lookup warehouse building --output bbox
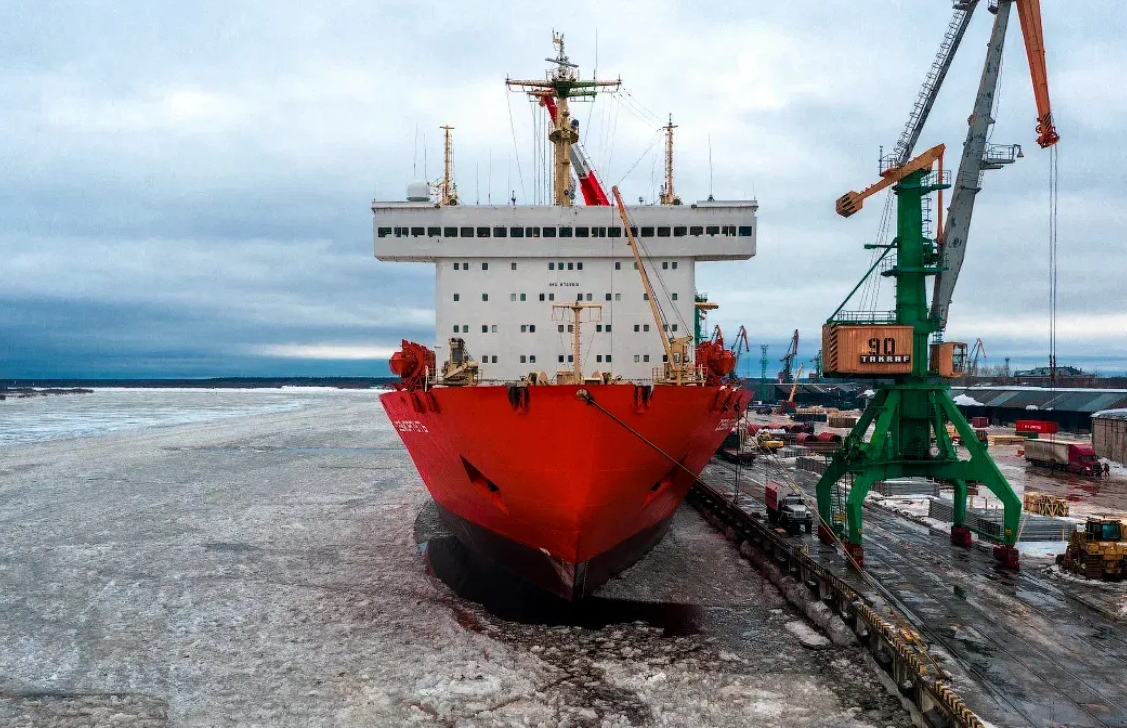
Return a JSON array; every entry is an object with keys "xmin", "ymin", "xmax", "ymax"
[
  {"xmin": 1092, "ymin": 409, "xmax": 1127, "ymax": 465},
  {"xmin": 949, "ymin": 386, "xmax": 1127, "ymax": 433}
]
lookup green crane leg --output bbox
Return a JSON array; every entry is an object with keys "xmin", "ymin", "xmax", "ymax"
[
  {"xmin": 937, "ymin": 392, "xmax": 1022, "ymax": 546},
  {"xmin": 815, "ymin": 456, "xmax": 848, "ymax": 543},
  {"xmin": 845, "ymin": 470, "xmax": 880, "ymax": 545}
]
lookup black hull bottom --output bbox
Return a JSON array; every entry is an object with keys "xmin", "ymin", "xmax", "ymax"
[{"xmin": 434, "ymin": 502, "xmax": 675, "ymax": 601}]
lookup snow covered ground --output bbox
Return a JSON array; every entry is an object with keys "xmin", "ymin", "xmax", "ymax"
[{"xmin": 0, "ymin": 390, "xmax": 912, "ymax": 727}]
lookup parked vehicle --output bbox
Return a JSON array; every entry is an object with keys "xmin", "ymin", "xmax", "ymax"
[
  {"xmin": 765, "ymin": 482, "xmax": 814, "ymax": 534},
  {"xmin": 1024, "ymin": 439, "xmax": 1099, "ymax": 476},
  {"xmin": 1058, "ymin": 517, "xmax": 1127, "ymax": 580}
]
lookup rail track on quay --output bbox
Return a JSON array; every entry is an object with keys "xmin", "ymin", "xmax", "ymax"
[{"xmin": 689, "ymin": 457, "xmax": 1127, "ymax": 728}]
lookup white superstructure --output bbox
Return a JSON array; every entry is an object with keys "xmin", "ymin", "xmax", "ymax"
[{"xmin": 373, "ymin": 200, "xmax": 757, "ymax": 381}]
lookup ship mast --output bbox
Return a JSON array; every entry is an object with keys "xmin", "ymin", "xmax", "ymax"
[
  {"xmin": 659, "ymin": 114, "xmax": 681, "ymax": 205},
  {"xmin": 507, "ymin": 33, "xmax": 620, "ymax": 207},
  {"xmin": 435, "ymin": 124, "xmax": 459, "ymax": 206},
  {"xmin": 552, "ymin": 302, "xmax": 602, "ymax": 384}
]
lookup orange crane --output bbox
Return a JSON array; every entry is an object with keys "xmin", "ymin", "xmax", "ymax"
[{"xmin": 1015, "ymin": 0, "xmax": 1060, "ymax": 148}]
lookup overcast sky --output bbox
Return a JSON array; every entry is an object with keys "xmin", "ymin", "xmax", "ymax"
[{"xmin": 3, "ymin": 1, "xmax": 1124, "ymax": 379}]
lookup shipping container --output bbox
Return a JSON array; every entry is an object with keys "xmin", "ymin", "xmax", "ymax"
[
  {"xmin": 971, "ymin": 416, "xmax": 989, "ymax": 428},
  {"xmin": 1092, "ymin": 410, "xmax": 1127, "ymax": 465},
  {"xmin": 1016, "ymin": 420, "xmax": 1059, "ymax": 435}
]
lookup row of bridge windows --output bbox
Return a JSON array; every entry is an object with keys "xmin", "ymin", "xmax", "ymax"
[{"xmin": 378, "ymin": 224, "xmax": 752, "ymax": 239}]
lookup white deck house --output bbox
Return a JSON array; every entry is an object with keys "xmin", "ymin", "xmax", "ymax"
[{"xmin": 373, "ymin": 200, "xmax": 757, "ymax": 381}]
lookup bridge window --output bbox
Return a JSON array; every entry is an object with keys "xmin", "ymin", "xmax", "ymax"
[
  {"xmin": 575, "ymin": 226, "xmax": 589, "ymax": 237},
  {"xmin": 482, "ymin": 293, "xmax": 488, "ymax": 301},
  {"xmin": 634, "ymin": 355, "xmax": 640, "ymax": 363},
  {"xmin": 491, "ymin": 355, "xmax": 498, "ymax": 363},
  {"xmin": 615, "ymin": 262, "xmax": 621, "ymax": 270},
  {"xmin": 511, "ymin": 262, "xmax": 517, "ymax": 270},
  {"xmin": 605, "ymin": 293, "xmax": 612, "ymax": 301},
  {"xmin": 609, "ymin": 226, "xmax": 622, "ymax": 238},
  {"xmin": 549, "ymin": 293, "xmax": 555, "ymax": 301},
  {"xmin": 606, "ymin": 324, "xmax": 612, "ymax": 332},
  {"xmin": 481, "ymin": 325, "xmax": 488, "ymax": 333},
  {"xmin": 673, "ymin": 226, "xmax": 687, "ymax": 237},
  {"xmin": 606, "ymin": 355, "xmax": 612, "ymax": 363},
  {"xmin": 520, "ymin": 293, "xmax": 526, "ymax": 301},
  {"xmin": 596, "ymin": 227, "xmax": 607, "ymax": 238},
  {"xmin": 542, "ymin": 227, "xmax": 556, "ymax": 238},
  {"xmin": 377, "ymin": 227, "xmax": 392, "ymax": 238},
  {"xmin": 577, "ymin": 262, "xmax": 583, "ymax": 270},
  {"xmin": 672, "ymin": 261, "xmax": 678, "ymax": 269},
  {"xmin": 493, "ymin": 226, "xmax": 507, "ymax": 237},
  {"xmin": 567, "ymin": 262, "xmax": 574, "ymax": 270},
  {"xmin": 657, "ymin": 227, "xmax": 671, "ymax": 237},
  {"xmin": 444, "ymin": 227, "xmax": 457, "ymax": 237},
  {"xmin": 526, "ymin": 226, "xmax": 541, "ymax": 237},
  {"xmin": 641, "ymin": 226, "xmax": 654, "ymax": 237},
  {"xmin": 520, "ymin": 355, "xmax": 527, "ymax": 363},
  {"xmin": 530, "ymin": 355, "xmax": 536, "ymax": 364},
  {"xmin": 597, "ymin": 355, "xmax": 603, "ymax": 363},
  {"xmin": 510, "ymin": 226, "xmax": 524, "ymax": 238},
  {"xmin": 453, "ymin": 293, "xmax": 460, "ymax": 301},
  {"xmin": 539, "ymin": 293, "xmax": 546, "ymax": 301},
  {"xmin": 476, "ymin": 227, "xmax": 490, "ymax": 237},
  {"xmin": 644, "ymin": 354, "xmax": 650, "ymax": 363},
  {"xmin": 460, "ymin": 227, "xmax": 473, "ymax": 237},
  {"xmin": 549, "ymin": 262, "xmax": 555, "ymax": 270},
  {"xmin": 427, "ymin": 226, "xmax": 440, "ymax": 237},
  {"xmin": 482, "ymin": 262, "xmax": 488, "ymax": 270},
  {"xmin": 738, "ymin": 225, "xmax": 753, "ymax": 236},
  {"xmin": 689, "ymin": 225, "xmax": 703, "ymax": 236},
  {"xmin": 559, "ymin": 354, "xmax": 565, "ymax": 363},
  {"xmin": 615, "ymin": 294, "xmax": 621, "ymax": 302},
  {"xmin": 672, "ymin": 292, "xmax": 679, "ymax": 300},
  {"xmin": 706, "ymin": 225, "xmax": 720, "ymax": 235},
  {"xmin": 411, "ymin": 226, "xmax": 425, "ymax": 236},
  {"xmin": 662, "ymin": 261, "xmax": 669, "ymax": 269},
  {"xmin": 559, "ymin": 226, "xmax": 573, "ymax": 238}
]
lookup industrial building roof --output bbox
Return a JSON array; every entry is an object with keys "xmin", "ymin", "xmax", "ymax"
[
  {"xmin": 949, "ymin": 387, "xmax": 1127, "ymax": 414},
  {"xmin": 1093, "ymin": 408, "xmax": 1127, "ymax": 421}
]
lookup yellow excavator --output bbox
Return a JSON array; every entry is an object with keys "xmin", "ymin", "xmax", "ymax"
[{"xmin": 1059, "ymin": 517, "xmax": 1127, "ymax": 580}]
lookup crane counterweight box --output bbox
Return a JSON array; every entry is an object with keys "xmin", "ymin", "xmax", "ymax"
[{"xmin": 822, "ymin": 324, "xmax": 914, "ymax": 376}]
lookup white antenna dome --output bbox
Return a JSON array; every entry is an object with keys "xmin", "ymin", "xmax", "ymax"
[{"xmin": 406, "ymin": 181, "xmax": 430, "ymax": 202}]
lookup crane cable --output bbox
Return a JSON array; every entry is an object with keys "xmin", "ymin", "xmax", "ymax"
[{"xmin": 1048, "ymin": 145, "xmax": 1059, "ymax": 394}]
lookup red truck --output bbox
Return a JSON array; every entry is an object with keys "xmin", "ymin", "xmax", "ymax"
[
  {"xmin": 765, "ymin": 482, "xmax": 814, "ymax": 534},
  {"xmin": 1023, "ymin": 439, "xmax": 1100, "ymax": 476}
]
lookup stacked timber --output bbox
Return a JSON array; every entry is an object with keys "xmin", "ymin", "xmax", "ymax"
[
  {"xmin": 1022, "ymin": 492, "xmax": 1069, "ymax": 517},
  {"xmin": 793, "ymin": 407, "xmax": 829, "ymax": 423},
  {"xmin": 991, "ymin": 435, "xmax": 1027, "ymax": 446},
  {"xmin": 828, "ymin": 415, "xmax": 859, "ymax": 429},
  {"xmin": 796, "ymin": 456, "xmax": 828, "ymax": 474}
]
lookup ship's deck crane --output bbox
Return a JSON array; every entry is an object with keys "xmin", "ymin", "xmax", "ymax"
[
  {"xmin": 715, "ymin": 325, "xmax": 751, "ymax": 379},
  {"xmin": 779, "ymin": 330, "xmax": 799, "ymax": 383}
]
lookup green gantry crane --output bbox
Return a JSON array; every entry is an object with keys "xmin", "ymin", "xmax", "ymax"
[
  {"xmin": 813, "ymin": 0, "xmax": 1061, "ymax": 572},
  {"xmin": 815, "ymin": 146, "xmax": 1021, "ymax": 569}
]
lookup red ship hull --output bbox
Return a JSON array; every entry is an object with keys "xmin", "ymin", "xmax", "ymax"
[{"xmin": 382, "ymin": 383, "xmax": 746, "ymax": 599}]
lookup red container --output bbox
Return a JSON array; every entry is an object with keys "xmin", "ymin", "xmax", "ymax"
[
  {"xmin": 1015, "ymin": 420, "xmax": 1058, "ymax": 435},
  {"xmin": 971, "ymin": 416, "xmax": 989, "ymax": 428}
]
